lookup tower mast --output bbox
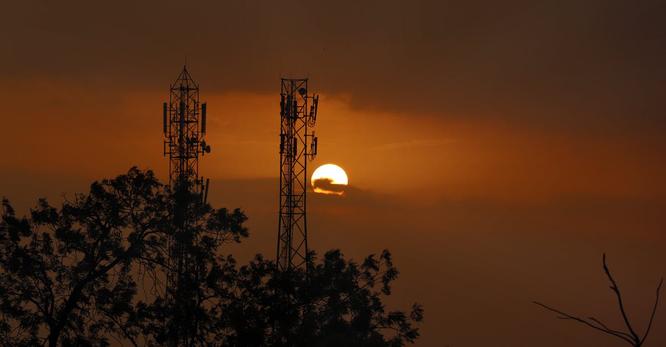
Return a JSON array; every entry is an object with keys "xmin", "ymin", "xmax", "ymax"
[
  {"xmin": 162, "ymin": 66, "xmax": 211, "ymax": 346},
  {"xmin": 277, "ymin": 78, "xmax": 319, "ymax": 271}
]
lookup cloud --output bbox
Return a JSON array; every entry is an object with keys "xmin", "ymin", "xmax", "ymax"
[
  {"xmin": 370, "ymin": 139, "xmax": 456, "ymax": 151},
  {"xmin": 2, "ymin": 0, "xmax": 665, "ymax": 133},
  {"xmin": 312, "ymin": 178, "xmax": 346, "ymax": 195}
]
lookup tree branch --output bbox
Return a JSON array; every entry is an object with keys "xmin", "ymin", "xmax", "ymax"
[
  {"xmin": 640, "ymin": 277, "xmax": 663, "ymax": 344},
  {"xmin": 536, "ymin": 254, "xmax": 663, "ymax": 347},
  {"xmin": 533, "ymin": 301, "xmax": 635, "ymax": 345},
  {"xmin": 602, "ymin": 253, "xmax": 640, "ymax": 342}
]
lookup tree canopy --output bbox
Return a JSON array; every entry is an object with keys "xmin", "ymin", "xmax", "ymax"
[{"xmin": 0, "ymin": 168, "xmax": 423, "ymax": 346}]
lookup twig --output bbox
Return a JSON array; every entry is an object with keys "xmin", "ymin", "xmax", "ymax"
[
  {"xmin": 603, "ymin": 253, "xmax": 639, "ymax": 342},
  {"xmin": 533, "ymin": 301, "xmax": 634, "ymax": 345}
]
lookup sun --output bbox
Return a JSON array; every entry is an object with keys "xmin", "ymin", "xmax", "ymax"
[{"xmin": 311, "ymin": 164, "xmax": 348, "ymax": 195}]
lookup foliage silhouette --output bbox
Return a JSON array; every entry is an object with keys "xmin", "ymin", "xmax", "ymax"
[
  {"xmin": 216, "ymin": 250, "xmax": 424, "ymax": 347},
  {"xmin": 136, "ymin": 176, "xmax": 249, "ymax": 347},
  {"xmin": 1, "ymin": 168, "xmax": 423, "ymax": 346},
  {"xmin": 0, "ymin": 168, "xmax": 169, "ymax": 346},
  {"xmin": 534, "ymin": 254, "xmax": 663, "ymax": 347}
]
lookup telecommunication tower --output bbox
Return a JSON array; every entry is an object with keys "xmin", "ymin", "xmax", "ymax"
[
  {"xmin": 162, "ymin": 66, "xmax": 210, "ymax": 346},
  {"xmin": 277, "ymin": 78, "xmax": 319, "ymax": 271}
]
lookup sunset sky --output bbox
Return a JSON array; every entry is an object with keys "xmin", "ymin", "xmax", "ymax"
[{"xmin": 2, "ymin": 1, "xmax": 666, "ymax": 346}]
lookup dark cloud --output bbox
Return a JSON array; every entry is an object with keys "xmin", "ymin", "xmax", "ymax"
[
  {"xmin": 312, "ymin": 178, "xmax": 346, "ymax": 195},
  {"xmin": 3, "ymin": 0, "xmax": 666, "ymax": 132}
]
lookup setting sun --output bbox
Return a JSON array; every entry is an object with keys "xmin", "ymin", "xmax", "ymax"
[{"xmin": 311, "ymin": 164, "xmax": 348, "ymax": 195}]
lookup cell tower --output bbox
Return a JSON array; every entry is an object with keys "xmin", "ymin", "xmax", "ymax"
[
  {"xmin": 277, "ymin": 78, "xmax": 319, "ymax": 271},
  {"xmin": 162, "ymin": 66, "xmax": 210, "ymax": 346},
  {"xmin": 163, "ymin": 65, "xmax": 211, "ymax": 197}
]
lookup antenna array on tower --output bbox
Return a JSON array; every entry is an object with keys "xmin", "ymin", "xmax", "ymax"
[{"xmin": 163, "ymin": 66, "xmax": 211, "ymax": 200}]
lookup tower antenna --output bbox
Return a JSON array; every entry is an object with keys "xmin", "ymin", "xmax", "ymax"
[{"xmin": 163, "ymin": 66, "xmax": 210, "ymax": 193}]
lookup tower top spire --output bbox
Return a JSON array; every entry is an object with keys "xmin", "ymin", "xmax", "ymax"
[{"xmin": 163, "ymin": 66, "xmax": 209, "ymax": 193}]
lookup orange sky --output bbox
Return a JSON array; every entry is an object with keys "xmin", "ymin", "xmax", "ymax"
[
  {"xmin": 3, "ymin": 81, "xmax": 664, "ymax": 203},
  {"xmin": 1, "ymin": 1, "xmax": 666, "ymax": 346}
]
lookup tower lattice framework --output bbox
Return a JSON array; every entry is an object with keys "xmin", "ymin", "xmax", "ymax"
[
  {"xmin": 277, "ymin": 78, "xmax": 319, "ymax": 271},
  {"xmin": 163, "ymin": 66, "xmax": 210, "ymax": 193}
]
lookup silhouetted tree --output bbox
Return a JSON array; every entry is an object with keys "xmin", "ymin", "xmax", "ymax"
[
  {"xmin": 127, "ymin": 184, "xmax": 423, "ymax": 346},
  {"xmin": 134, "ymin": 180, "xmax": 248, "ymax": 347},
  {"xmin": 1, "ymin": 168, "xmax": 423, "ymax": 346},
  {"xmin": 135, "ymin": 238, "xmax": 423, "ymax": 346},
  {"xmin": 534, "ymin": 254, "xmax": 663, "ymax": 347},
  {"xmin": 221, "ymin": 250, "xmax": 424, "ymax": 347},
  {"xmin": 0, "ymin": 168, "xmax": 170, "ymax": 347}
]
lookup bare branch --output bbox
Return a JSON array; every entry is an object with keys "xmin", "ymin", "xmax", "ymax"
[
  {"xmin": 640, "ymin": 278, "xmax": 663, "ymax": 344},
  {"xmin": 536, "ymin": 254, "xmax": 663, "ymax": 347},
  {"xmin": 533, "ymin": 301, "xmax": 635, "ymax": 345},
  {"xmin": 602, "ymin": 253, "xmax": 641, "ymax": 342},
  {"xmin": 587, "ymin": 317, "xmax": 634, "ymax": 340}
]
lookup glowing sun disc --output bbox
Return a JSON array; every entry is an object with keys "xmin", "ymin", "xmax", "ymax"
[{"xmin": 311, "ymin": 164, "xmax": 348, "ymax": 194}]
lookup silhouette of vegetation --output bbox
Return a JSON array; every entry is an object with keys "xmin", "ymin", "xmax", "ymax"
[
  {"xmin": 0, "ymin": 168, "xmax": 169, "ymax": 347},
  {"xmin": 534, "ymin": 254, "xmax": 663, "ymax": 347},
  {"xmin": 218, "ymin": 250, "xmax": 423, "ymax": 347},
  {"xmin": 0, "ymin": 168, "xmax": 423, "ymax": 346},
  {"xmin": 145, "ymin": 177, "xmax": 249, "ymax": 347}
]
